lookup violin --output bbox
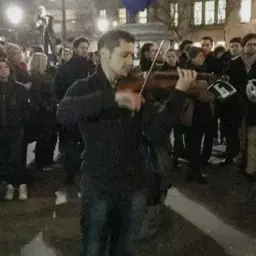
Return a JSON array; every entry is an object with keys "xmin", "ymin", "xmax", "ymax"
[
  {"xmin": 117, "ymin": 71, "xmax": 218, "ymax": 101},
  {"xmin": 117, "ymin": 40, "xmax": 236, "ymax": 102}
]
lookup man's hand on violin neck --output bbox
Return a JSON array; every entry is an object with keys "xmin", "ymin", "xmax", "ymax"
[
  {"xmin": 175, "ymin": 68, "xmax": 197, "ymax": 92},
  {"xmin": 115, "ymin": 91, "xmax": 144, "ymax": 112}
]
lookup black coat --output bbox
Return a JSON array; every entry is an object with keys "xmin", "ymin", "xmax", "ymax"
[
  {"xmin": 229, "ymin": 56, "xmax": 256, "ymax": 126},
  {"xmin": 57, "ymin": 66, "xmax": 186, "ymax": 193},
  {"xmin": 205, "ymin": 53, "xmax": 223, "ymax": 74},
  {"xmin": 0, "ymin": 80, "xmax": 30, "ymax": 131},
  {"xmin": 26, "ymin": 73, "xmax": 58, "ymax": 141},
  {"xmin": 54, "ymin": 56, "xmax": 95, "ymax": 101}
]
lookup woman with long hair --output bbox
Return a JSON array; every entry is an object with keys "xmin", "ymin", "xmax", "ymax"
[{"xmin": 27, "ymin": 53, "xmax": 58, "ymax": 170}]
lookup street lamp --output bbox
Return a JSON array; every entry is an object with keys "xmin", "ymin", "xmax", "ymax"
[
  {"xmin": 97, "ymin": 17, "xmax": 109, "ymax": 33},
  {"xmin": 6, "ymin": 5, "xmax": 24, "ymax": 25}
]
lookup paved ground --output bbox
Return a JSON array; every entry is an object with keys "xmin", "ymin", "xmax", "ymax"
[{"xmin": 0, "ymin": 143, "xmax": 255, "ymax": 255}]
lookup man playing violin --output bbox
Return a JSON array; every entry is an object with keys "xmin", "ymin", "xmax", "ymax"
[{"xmin": 57, "ymin": 29, "xmax": 197, "ymax": 256}]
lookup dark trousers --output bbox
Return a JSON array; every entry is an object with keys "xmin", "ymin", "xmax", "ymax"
[
  {"xmin": 173, "ymin": 124, "xmax": 187, "ymax": 159},
  {"xmin": 200, "ymin": 117, "xmax": 214, "ymax": 163},
  {"xmin": 186, "ymin": 103, "xmax": 213, "ymax": 169},
  {"xmin": 0, "ymin": 129, "xmax": 27, "ymax": 185},
  {"xmin": 65, "ymin": 138, "xmax": 83, "ymax": 182},
  {"xmin": 221, "ymin": 105, "xmax": 244, "ymax": 159},
  {"xmin": 35, "ymin": 131, "xmax": 57, "ymax": 169},
  {"xmin": 80, "ymin": 188, "xmax": 147, "ymax": 256}
]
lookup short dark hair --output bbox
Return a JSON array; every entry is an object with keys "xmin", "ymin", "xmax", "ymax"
[
  {"xmin": 229, "ymin": 37, "xmax": 242, "ymax": 45},
  {"xmin": 98, "ymin": 30, "xmax": 135, "ymax": 52},
  {"xmin": 213, "ymin": 45, "xmax": 226, "ymax": 56},
  {"xmin": 202, "ymin": 36, "xmax": 213, "ymax": 44},
  {"xmin": 73, "ymin": 37, "xmax": 89, "ymax": 49},
  {"xmin": 179, "ymin": 40, "xmax": 193, "ymax": 52},
  {"xmin": 242, "ymin": 33, "xmax": 256, "ymax": 46}
]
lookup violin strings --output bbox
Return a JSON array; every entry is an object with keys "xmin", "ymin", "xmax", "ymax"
[{"xmin": 139, "ymin": 40, "xmax": 165, "ymax": 96}]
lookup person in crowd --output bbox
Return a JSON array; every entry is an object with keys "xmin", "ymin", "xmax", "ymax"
[
  {"xmin": 140, "ymin": 42, "xmax": 158, "ymax": 71},
  {"xmin": 218, "ymin": 37, "xmax": 243, "ymax": 147},
  {"xmin": 55, "ymin": 36, "xmax": 95, "ymax": 184},
  {"xmin": 184, "ymin": 46, "xmax": 215, "ymax": 183},
  {"xmin": 223, "ymin": 34, "xmax": 256, "ymax": 174},
  {"xmin": 5, "ymin": 43, "xmax": 30, "ymax": 84},
  {"xmin": 162, "ymin": 48, "xmax": 179, "ymax": 70},
  {"xmin": 0, "ymin": 58, "xmax": 31, "ymax": 200},
  {"xmin": 57, "ymin": 29, "xmax": 195, "ymax": 256},
  {"xmin": 61, "ymin": 46, "xmax": 72, "ymax": 63},
  {"xmin": 201, "ymin": 36, "xmax": 223, "ymax": 161},
  {"xmin": 92, "ymin": 51, "xmax": 99, "ymax": 65},
  {"xmin": 213, "ymin": 45, "xmax": 226, "ymax": 59},
  {"xmin": 179, "ymin": 40, "xmax": 193, "ymax": 68},
  {"xmin": 27, "ymin": 53, "xmax": 58, "ymax": 171},
  {"xmin": 221, "ymin": 37, "xmax": 243, "ymax": 75}
]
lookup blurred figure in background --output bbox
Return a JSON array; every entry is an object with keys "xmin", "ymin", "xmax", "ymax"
[
  {"xmin": 0, "ymin": 58, "xmax": 31, "ymax": 200},
  {"xmin": 27, "ymin": 53, "xmax": 58, "ymax": 171}
]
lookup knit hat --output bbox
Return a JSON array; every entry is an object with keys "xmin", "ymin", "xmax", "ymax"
[{"xmin": 187, "ymin": 46, "xmax": 204, "ymax": 60}]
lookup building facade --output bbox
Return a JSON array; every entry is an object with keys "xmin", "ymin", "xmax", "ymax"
[{"xmin": 44, "ymin": 0, "xmax": 256, "ymax": 48}]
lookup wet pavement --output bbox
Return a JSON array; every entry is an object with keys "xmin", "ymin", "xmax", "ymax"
[{"xmin": 0, "ymin": 143, "xmax": 255, "ymax": 255}]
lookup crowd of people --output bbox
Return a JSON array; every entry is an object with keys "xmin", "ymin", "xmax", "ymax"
[
  {"xmin": 0, "ymin": 29, "xmax": 256, "ymax": 255},
  {"xmin": 0, "ymin": 32, "xmax": 255, "ymax": 198}
]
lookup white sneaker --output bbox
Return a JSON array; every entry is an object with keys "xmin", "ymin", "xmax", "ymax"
[
  {"xmin": 18, "ymin": 184, "xmax": 28, "ymax": 200},
  {"xmin": 5, "ymin": 184, "xmax": 15, "ymax": 200}
]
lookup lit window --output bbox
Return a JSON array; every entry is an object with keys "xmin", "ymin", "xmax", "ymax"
[
  {"xmin": 205, "ymin": 1, "xmax": 215, "ymax": 25},
  {"xmin": 194, "ymin": 2, "xmax": 202, "ymax": 25},
  {"xmin": 138, "ymin": 9, "xmax": 147, "ymax": 24},
  {"xmin": 170, "ymin": 3, "xmax": 178, "ymax": 26},
  {"xmin": 240, "ymin": 0, "xmax": 251, "ymax": 23},
  {"xmin": 217, "ymin": 0, "xmax": 226, "ymax": 23},
  {"xmin": 118, "ymin": 8, "xmax": 126, "ymax": 24},
  {"xmin": 99, "ymin": 10, "xmax": 106, "ymax": 17}
]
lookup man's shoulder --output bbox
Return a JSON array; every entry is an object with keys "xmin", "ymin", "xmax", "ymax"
[
  {"xmin": 67, "ymin": 72, "xmax": 101, "ymax": 95},
  {"xmin": 230, "ymin": 55, "xmax": 242, "ymax": 62}
]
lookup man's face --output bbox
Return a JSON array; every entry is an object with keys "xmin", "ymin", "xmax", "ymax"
[
  {"xmin": 201, "ymin": 39, "xmax": 213, "ymax": 55},
  {"xmin": 75, "ymin": 42, "xmax": 89, "ymax": 58},
  {"xmin": 244, "ymin": 38, "xmax": 256, "ymax": 55},
  {"xmin": 0, "ymin": 61, "xmax": 10, "ymax": 78},
  {"xmin": 230, "ymin": 42, "xmax": 242, "ymax": 56},
  {"xmin": 165, "ymin": 51, "xmax": 178, "ymax": 67},
  {"xmin": 62, "ymin": 48, "xmax": 72, "ymax": 62},
  {"xmin": 108, "ymin": 39, "xmax": 134, "ymax": 77}
]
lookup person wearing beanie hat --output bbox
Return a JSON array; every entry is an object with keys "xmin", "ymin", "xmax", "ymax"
[{"xmin": 0, "ymin": 58, "xmax": 31, "ymax": 200}]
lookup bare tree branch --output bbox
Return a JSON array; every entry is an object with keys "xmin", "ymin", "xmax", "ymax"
[{"xmin": 148, "ymin": 0, "xmax": 193, "ymax": 41}]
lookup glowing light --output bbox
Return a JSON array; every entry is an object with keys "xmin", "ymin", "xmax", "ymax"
[
  {"xmin": 112, "ymin": 21, "xmax": 118, "ymax": 27},
  {"xmin": 97, "ymin": 18, "xmax": 109, "ymax": 32},
  {"xmin": 6, "ymin": 5, "xmax": 23, "ymax": 25}
]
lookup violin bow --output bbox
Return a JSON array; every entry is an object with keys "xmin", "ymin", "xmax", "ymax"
[{"xmin": 139, "ymin": 40, "xmax": 165, "ymax": 96}]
